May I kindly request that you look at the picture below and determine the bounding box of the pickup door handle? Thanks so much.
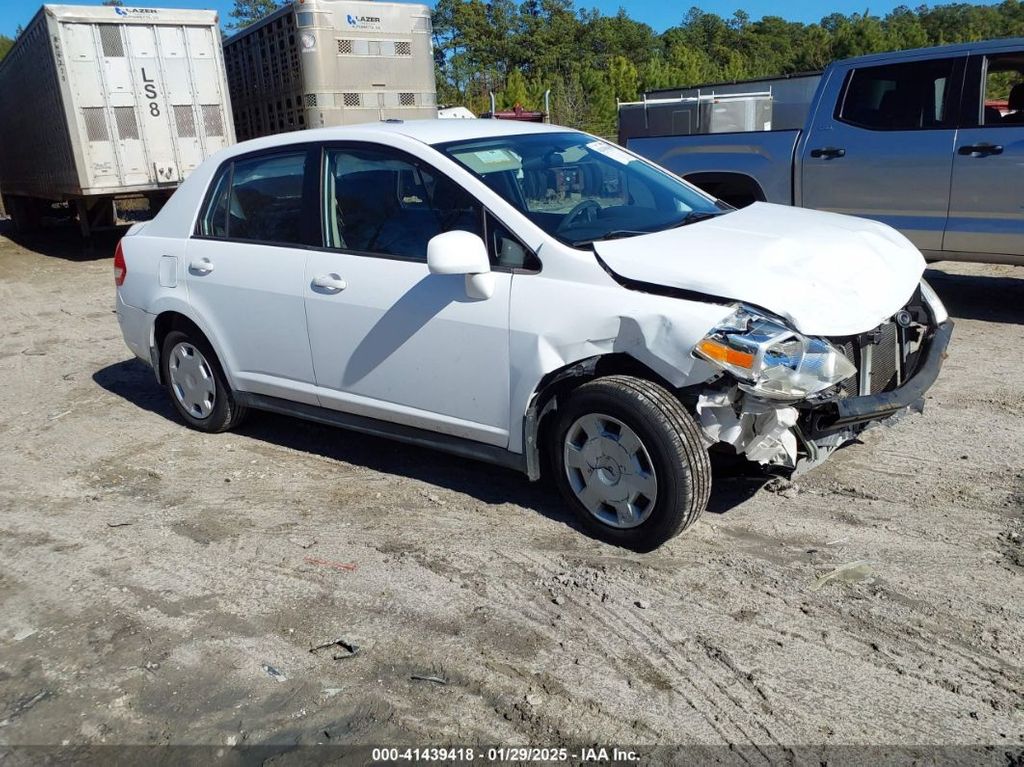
[810,147,846,159]
[311,273,347,293]
[188,258,214,274]
[958,143,1003,156]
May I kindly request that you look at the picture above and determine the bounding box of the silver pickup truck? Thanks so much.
[621,39,1024,266]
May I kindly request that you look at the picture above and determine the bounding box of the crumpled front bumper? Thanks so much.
[803,319,954,437]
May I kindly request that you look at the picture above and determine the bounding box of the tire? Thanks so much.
[551,375,711,551]
[160,329,247,433]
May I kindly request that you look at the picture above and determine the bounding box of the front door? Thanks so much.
[945,49,1024,258]
[303,144,512,446]
[801,55,964,251]
[186,148,319,403]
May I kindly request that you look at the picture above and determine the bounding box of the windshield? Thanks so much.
[439,132,726,247]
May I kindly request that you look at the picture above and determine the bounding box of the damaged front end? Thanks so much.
[692,284,953,474]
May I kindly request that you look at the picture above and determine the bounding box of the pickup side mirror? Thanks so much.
[426,230,494,300]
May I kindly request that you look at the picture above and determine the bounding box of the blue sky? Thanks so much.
[1,0,998,38]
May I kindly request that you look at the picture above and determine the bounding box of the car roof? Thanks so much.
[222,119,574,158]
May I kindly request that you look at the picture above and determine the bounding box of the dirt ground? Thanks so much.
[0,222,1021,755]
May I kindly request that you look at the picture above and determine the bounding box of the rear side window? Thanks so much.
[838,58,957,131]
[197,152,308,245]
[229,153,307,244]
[981,52,1024,126]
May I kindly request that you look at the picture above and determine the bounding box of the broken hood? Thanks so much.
[593,202,926,337]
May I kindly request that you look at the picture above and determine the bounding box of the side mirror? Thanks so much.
[426,230,494,300]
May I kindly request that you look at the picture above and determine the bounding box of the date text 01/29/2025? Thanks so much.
[371,746,641,762]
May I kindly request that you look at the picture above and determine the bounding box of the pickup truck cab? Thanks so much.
[623,38,1024,266]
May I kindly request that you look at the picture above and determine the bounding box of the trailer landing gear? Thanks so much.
[75,198,116,238]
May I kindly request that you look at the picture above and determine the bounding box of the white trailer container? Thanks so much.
[224,0,436,141]
[0,5,235,235]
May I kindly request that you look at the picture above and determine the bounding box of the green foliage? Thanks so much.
[433,0,1024,137]
[228,0,281,31]
[0,35,13,61]
[500,68,530,109]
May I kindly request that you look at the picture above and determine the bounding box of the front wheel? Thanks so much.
[551,375,711,551]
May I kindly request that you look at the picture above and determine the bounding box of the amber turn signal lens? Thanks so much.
[697,339,755,369]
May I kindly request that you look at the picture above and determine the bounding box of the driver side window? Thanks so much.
[323,146,483,262]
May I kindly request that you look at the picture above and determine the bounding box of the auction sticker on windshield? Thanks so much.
[451,148,521,173]
[586,140,633,164]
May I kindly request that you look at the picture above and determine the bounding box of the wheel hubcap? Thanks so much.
[563,413,658,529]
[168,342,216,420]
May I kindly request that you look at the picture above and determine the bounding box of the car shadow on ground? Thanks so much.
[926,266,1024,325]
[0,219,130,262]
[93,358,766,540]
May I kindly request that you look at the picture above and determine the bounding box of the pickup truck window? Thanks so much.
[982,53,1024,126]
[837,58,957,131]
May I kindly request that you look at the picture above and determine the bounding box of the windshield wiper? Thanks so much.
[669,210,723,228]
[570,212,723,247]
[570,229,650,247]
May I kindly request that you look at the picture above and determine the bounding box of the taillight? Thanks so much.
[114,240,126,287]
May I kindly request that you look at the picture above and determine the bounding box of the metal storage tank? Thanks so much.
[224,0,437,141]
[0,4,235,235]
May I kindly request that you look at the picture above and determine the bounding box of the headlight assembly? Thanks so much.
[694,306,857,400]
[919,279,948,325]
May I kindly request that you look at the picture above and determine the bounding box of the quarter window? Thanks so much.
[838,58,957,131]
[487,213,538,271]
[323,146,483,261]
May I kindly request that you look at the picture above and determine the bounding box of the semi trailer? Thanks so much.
[223,0,437,141]
[0,5,235,236]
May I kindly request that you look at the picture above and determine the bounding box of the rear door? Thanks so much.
[62,22,124,191]
[944,47,1024,258]
[186,147,319,403]
[800,55,965,251]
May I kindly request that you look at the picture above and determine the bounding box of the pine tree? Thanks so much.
[229,0,281,31]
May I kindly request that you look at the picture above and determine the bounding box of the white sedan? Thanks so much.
[114,119,952,550]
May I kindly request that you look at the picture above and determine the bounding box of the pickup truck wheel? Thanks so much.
[160,330,246,433]
[552,375,711,551]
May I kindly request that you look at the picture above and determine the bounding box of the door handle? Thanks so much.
[810,147,846,159]
[958,143,1003,156]
[189,258,214,274]
[312,273,347,293]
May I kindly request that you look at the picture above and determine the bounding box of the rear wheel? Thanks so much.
[160,329,246,433]
[551,375,711,550]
